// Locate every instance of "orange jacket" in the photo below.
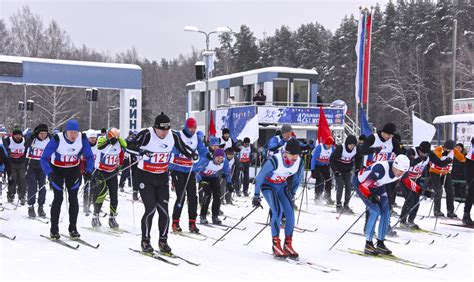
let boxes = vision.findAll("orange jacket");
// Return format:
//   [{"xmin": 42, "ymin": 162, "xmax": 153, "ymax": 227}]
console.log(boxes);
[{"xmin": 429, "ymin": 146, "xmax": 465, "ymax": 175}]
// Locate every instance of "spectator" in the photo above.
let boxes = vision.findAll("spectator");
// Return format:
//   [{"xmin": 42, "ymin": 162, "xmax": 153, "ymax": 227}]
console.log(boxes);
[{"xmin": 253, "ymin": 89, "xmax": 266, "ymax": 106}]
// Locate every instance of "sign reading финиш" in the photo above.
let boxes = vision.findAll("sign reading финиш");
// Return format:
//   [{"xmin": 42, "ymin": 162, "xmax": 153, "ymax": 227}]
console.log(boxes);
[{"xmin": 129, "ymin": 96, "xmax": 138, "ymax": 130}]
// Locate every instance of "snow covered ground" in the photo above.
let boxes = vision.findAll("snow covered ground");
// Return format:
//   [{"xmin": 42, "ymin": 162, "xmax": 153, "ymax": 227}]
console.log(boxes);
[{"xmin": 1, "ymin": 182, "xmax": 473, "ymax": 282}]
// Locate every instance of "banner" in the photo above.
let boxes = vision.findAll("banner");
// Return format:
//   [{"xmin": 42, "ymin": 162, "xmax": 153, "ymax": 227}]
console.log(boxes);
[
  {"xmin": 258, "ymin": 106, "xmax": 344, "ymax": 126},
  {"xmin": 215, "ymin": 106, "xmax": 256, "ymax": 141},
  {"xmin": 412, "ymin": 112, "xmax": 436, "ymax": 147},
  {"xmin": 354, "ymin": 12, "xmax": 366, "ymax": 105},
  {"xmin": 237, "ymin": 115, "xmax": 259, "ymax": 144}
]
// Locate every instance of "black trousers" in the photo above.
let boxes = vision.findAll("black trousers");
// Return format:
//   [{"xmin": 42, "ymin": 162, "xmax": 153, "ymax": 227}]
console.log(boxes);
[
  {"xmin": 464, "ymin": 159, "xmax": 474, "ymax": 214},
  {"xmin": 119, "ymin": 158, "xmax": 131, "ymax": 187},
  {"xmin": 93, "ymin": 170, "xmax": 119, "ymax": 215},
  {"xmin": 171, "ymin": 170, "xmax": 197, "ymax": 221},
  {"xmin": 400, "ymin": 179, "xmax": 421, "ymax": 222},
  {"xmin": 137, "ymin": 169, "xmax": 170, "ymax": 241},
  {"xmin": 200, "ymin": 177, "xmax": 221, "ymax": 217},
  {"xmin": 49, "ymin": 165, "xmax": 81, "ymax": 233},
  {"xmin": 27, "ymin": 164, "xmax": 46, "ymax": 206},
  {"xmin": 314, "ymin": 165, "xmax": 331, "ymax": 198},
  {"xmin": 7, "ymin": 162, "xmax": 26, "ymax": 199},
  {"xmin": 335, "ymin": 172, "xmax": 352, "ymax": 206},
  {"xmin": 430, "ymin": 172, "xmax": 455, "ymax": 213},
  {"xmin": 240, "ymin": 162, "xmax": 250, "ymax": 192}
]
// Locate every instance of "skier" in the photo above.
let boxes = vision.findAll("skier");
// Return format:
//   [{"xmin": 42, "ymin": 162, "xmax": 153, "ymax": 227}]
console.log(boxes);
[
  {"xmin": 126, "ymin": 113, "xmax": 194, "ymax": 253},
  {"xmin": 196, "ymin": 148, "xmax": 231, "ymax": 225},
  {"xmin": 224, "ymin": 147, "xmax": 239, "ymax": 203},
  {"xmin": 353, "ymin": 155, "xmax": 424, "ymax": 255},
  {"xmin": 252, "ymin": 138, "xmax": 305, "ymax": 258},
  {"xmin": 429, "ymin": 139, "xmax": 466, "ymax": 218},
  {"xmin": 25, "ymin": 124, "xmax": 50, "ymax": 218},
  {"xmin": 82, "ymin": 129, "xmax": 98, "ymax": 214},
  {"xmin": 311, "ymin": 136, "xmax": 335, "ymax": 204},
  {"xmin": 119, "ymin": 131, "xmax": 135, "ymax": 192},
  {"xmin": 219, "ymin": 128, "xmax": 237, "ymax": 151},
  {"xmin": 198, "ymin": 136, "xmax": 220, "ymax": 206},
  {"xmin": 400, "ymin": 141, "xmax": 444, "ymax": 229},
  {"xmin": 462, "ymin": 137, "xmax": 474, "ymax": 226},
  {"xmin": 266, "ymin": 125, "xmax": 293, "ymax": 157},
  {"xmin": 3, "ymin": 126, "xmax": 27, "ymax": 204},
  {"xmin": 238, "ymin": 137, "xmax": 254, "ymax": 197},
  {"xmin": 40, "ymin": 120, "xmax": 95, "ymax": 239},
  {"xmin": 91, "ymin": 127, "xmax": 127, "ymax": 228},
  {"xmin": 169, "ymin": 117, "xmax": 209, "ymax": 234},
  {"xmin": 330, "ymin": 135, "xmax": 358, "ymax": 213}
]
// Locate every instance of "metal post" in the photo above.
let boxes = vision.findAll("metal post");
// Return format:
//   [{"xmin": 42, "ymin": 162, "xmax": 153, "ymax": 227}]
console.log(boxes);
[
  {"xmin": 451, "ymin": 19, "xmax": 457, "ymax": 114},
  {"xmin": 89, "ymin": 101, "xmax": 92, "ymax": 129},
  {"xmin": 23, "ymin": 84, "xmax": 27, "ymax": 129}
]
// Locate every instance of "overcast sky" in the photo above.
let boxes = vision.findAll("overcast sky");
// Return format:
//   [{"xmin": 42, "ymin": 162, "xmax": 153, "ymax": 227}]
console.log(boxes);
[{"xmin": 1, "ymin": 0, "xmax": 390, "ymax": 61}]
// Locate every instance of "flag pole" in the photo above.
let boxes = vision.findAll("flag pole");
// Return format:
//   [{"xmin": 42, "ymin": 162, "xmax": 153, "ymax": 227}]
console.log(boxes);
[{"xmin": 365, "ymin": 7, "xmax": 374, "ymax": 121}]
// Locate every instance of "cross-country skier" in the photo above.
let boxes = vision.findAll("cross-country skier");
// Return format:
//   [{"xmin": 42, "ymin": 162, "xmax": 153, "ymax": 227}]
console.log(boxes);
[
  {"xmin": 40, "ymin": 120, "xmax": 94, "ymax": 239},
  {"xmin": 266, "ymin": 124, "xmax": 293, "ymax": 157},
  {"xmin": 82, "ymin": 129, "xmax": 98, "ymax": 213},
  {"xmin": 238, "ymin": 137, "xmax": 255, "ymax": 197},
  {"xmin": 311, "ymin": 136, "xmax": 335, "ymax": 204},
  {"xmin": 252, "ymin": 138, "xmax": 305, "ymax": 258},
  {"xmin": 25, "ymin": 124, "xmax": 50, "ymax": 218},
  {"xmin": 4, "ymin": 126, "xmax": 27, "ymax": 204},
  {"xmin": 91, "ymin": 128, "xmax": 127, "ymax": 228}
]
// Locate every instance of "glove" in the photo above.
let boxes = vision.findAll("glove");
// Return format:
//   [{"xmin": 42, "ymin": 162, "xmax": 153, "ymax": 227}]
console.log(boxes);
[
  {"xmin": 334, "ymin": 171, "xmax": 341, "ymax": 177},
  {"xmin": 191, "ymin": 152, "xmax": 199, "ymax": 161},
  {"xmin": 110, "ymin": 137, "xmax": 118, "ymax": 145},
  {"xmin": 139, "ymin": 149, "xmax": 153, "ymax": 157},
  {"xmin": 372, "ymin": 147, "xmax": 382, "ymax": 154},
  {"xmin": 226, "ymin": 183, "xmax": 234, "ymax": 191},
  {"xmin": 422, "ymin": 189, "xmax": 433, "ymax": 198},
  {"xmin": 252, "ymin": 195, "xmax": 262, "ymax": 208},
  {"xmin": 84, "ymin": 171, "xmax": 92, "ymax": 182},
  {"xmin": 445, "ymin": 157, "xmax": 453, "ymax": 163},
  {"xmin": 311, "ymin": 170, "xmax": 317, "ymax": 179},
  {"xmin": 368, "ymin": 194, "xmax": 380, "ymax": 204},
  {"xmin": 206, "ymin": 153, "xmax": 213, "ymax": 160},
  {"xmin": 200, "ymin": 181, "xmax": 209, "ymax": 189}
]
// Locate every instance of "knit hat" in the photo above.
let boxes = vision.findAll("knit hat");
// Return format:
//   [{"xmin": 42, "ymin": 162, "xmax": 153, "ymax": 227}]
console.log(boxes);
[
  {"xmin": 225, "ymin": 147, "xmax": 234, "ymax": 154},
  {"xmin": 222, "ymin": 128, "xmax": 230, "ymax": 135},
  {"xmin": 209, "ymin": 136, "xmax": 220, "ymax": 146},
  {"xmin": 382, "ymin": 123, "xmax": 396, "ymax": 135},
  {"xmin": 444, "ymin": 139, "xmax": 455, "ymax": 150},
  {"xmin": 65, "ymin": 120, "xmax": 80, "ymax": 132},
  {"xmin": 243, "ymin": 137, "xmax": 250, "ymax": 144},
  {"xmin": 393, "ymin": 155, "xmax": 410, "ymax": 172},
  {"xmin": 35, "ymin": 124, "xmax": 48, "ymax": 133},
  {"xmin": 281, "ymin": 124, "xmax": 292, "ymax": 135},
  {"xmin": 345, "ymin": 135, "xmax": 357, "ymax": 146},
  {"xmin": 285, "ymin": 138, "xmax": 301, "ymax": 155},
  {"xmin": 358, "ymin": 134, "xmax": 367, "ymax": 141},
  {"xmin": 418, "ymin": 141, "xmax": 431, "ymax": 154},
  {"xmin": 185, "ymin": 117, "xmax": 197, "ymax": 129},
  {"xmin": 12, "ymin": 126, "xmax": 22, "ymax": 135},
  {"xmin": 86, "ymin": 129, "xmax": 97, "ymax": 139},
  {"xmin": 154, "ymin": 112, "xmax": 171, "ymax": 130},
  {"xmin": 214, "ymin": 148, "xmax": 225, "ymax": 158}
]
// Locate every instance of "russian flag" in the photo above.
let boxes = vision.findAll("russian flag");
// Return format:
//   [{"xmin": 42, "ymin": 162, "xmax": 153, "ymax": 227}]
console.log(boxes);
[
  {"xmin": 354, "ymin": 12, "xmax": 366, "ymax": 105},
  {"xmin": 362, "ymin": 12, "xmax": 372, "ymax": 105}
]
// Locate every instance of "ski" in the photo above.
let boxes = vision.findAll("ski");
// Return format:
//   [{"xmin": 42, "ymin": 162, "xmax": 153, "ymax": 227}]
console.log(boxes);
[
  {"xmin": 24, "ymin": 216, "xmax": 49, "ymax": 224},
  {"xmin": 129, "ymin": 248, "xmax": 179, "ymax": 266},
  {"xmin": 263, "ymin": 252, "xmax": 336, "ymax": 273},
  {"xmin": 197, "ymin": 223, "xmax": 230, "ymax": 231},
  {"xmin": 294, "ymin": 226, "xmax": 318, "ymax": 233},
  {"xmin": 60, "ymin": 234, "xmax": 100, "ymax": 249},
  {"xmin": 81, "ymin": 227, "xmax": 121, "ymax": 237},
  {"xmin": 255, "ymin": 222, "xmax": 308, "ymax": 233},
  {"xmin": 440, "ymin": 222, "xmax": 474, "ymax": 229},
  {"xmin": 40, "ymin": 234, "xmax": 80, "ymax": 250},
  {"xmin": 394, "ymin": 227, "xmax": 458, "ymax": 238},
  {"xmin": 0, "ymin": 216, "xmax": 8, "ymax": 221},
  {"xmin": 340, "ymin": 248, "xmax": 439, "ymax": 270},
  {"xmin": 348, "ymin": 232, "xmax": 410, "ymax": 245},
  {"xmin": 0, "ymin": 233, "xmax": 16, "ymax": 240},
  {"xmin": 157, "ymin": 251, "xmax": 200, "ymax": 266},
  {"xmin": 109, "ymin": 227, "xmax": 140, "ymax": 236},
  {"xmin": 171, "ymin": 231, "xmax": 207, "ymax": 241},
  {"xmin": 213, "ymin": 223, "xmax": 246, "ymax": 231}
]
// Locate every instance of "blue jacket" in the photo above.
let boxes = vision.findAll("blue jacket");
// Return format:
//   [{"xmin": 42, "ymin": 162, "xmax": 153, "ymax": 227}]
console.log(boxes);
[
  {"xmin": 168, "ymin": 132, "xmax": 209, "ymax": 173},
  {"xmin": 311, "ymin": 144, "xmax": 334, "ymax": 169},
  {"xmin": 194, "ymin": 157, "xmax": 232, "ymax": 184},
  {"xmin": 40, "ymin": 133, "xmax": 95, "ymax": 176}
]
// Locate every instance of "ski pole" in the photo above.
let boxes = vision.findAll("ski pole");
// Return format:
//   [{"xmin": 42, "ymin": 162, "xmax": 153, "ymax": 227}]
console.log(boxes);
[
  {"xmin": 329, "ymin": 209, "xmax": 368, "ymax": 251},
  {"xmin": 244, "ymin": 211, "xmax": 270, "ymax": 246},
  {"xmin": 129, "ymin": 155, "xmax": 136, "ymax": 229},
  {"xmin": 434, "ymin": 175, "xmax": 448, "ymax": 231},
  {"xmin": 176, "ymin": 162, "xmax": 195, "ymax": 209},
  {"xmin": 296, "ymin": 172, "xmax": 311, "ymax": 225},
  {"xmin": 213, "ymin": 205, "xmax": 261, "ymax": 246},
  {"xmin": 388, "ymin": 195, "xmax": 427, "ymax": 233}
]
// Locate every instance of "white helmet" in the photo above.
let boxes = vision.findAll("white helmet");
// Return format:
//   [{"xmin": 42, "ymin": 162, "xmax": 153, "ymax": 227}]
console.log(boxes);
[
  {"xmin": 393, "ymin": 155, "xmax": 410, "ymax": 172},
  {"xmin": 86, "ymin": 129, "xmax": 97, "ymax": 139}
]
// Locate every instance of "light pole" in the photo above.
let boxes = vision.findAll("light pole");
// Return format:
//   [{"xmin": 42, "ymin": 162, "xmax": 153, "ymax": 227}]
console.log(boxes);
[{"xmin": 184, "ymin": 26, "xmax": 231, "ymax": 138}]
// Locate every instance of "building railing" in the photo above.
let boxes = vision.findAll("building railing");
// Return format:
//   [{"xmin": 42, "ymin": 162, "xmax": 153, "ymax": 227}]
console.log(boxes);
[{"xmin": 216, "ymin": 101, "xmax": 337, "ymax": 109}]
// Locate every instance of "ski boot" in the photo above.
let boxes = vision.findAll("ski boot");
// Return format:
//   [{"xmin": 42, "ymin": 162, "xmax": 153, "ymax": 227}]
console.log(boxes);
[
  {"xmin": 447, "ymin": 211, "xmax": 458, "ymax": 219},
  {"xmin": 158, "ymin": 238, "xmax": 172, "ymax": 254},
  {"xmin": 326, "ymin": 197, "xmax": 335, "ymax": 206},
  {"xmin": 243, "ymin": 190, "xmax": 249, "ymax": 197},
  {"xmin": 212, "ymin": 215, "xmax": 222, "ymax": 225},
  {"xmin": 20, "ymin": 197, "xmax": 26, "ymax": 206},
  {"xmin": 50, "ymin": 230, "xmax": 60, "ymax": 240},
  {"xmin": 283, "ymin": 236, "xmax": 299, "ymax": 259},
  {"xmin": 189, "ymin": 219, "xmax": 200, "ymax": 233},
  {"xmin": 433, "ymin": 210, "xmax": 445, "ymax": 217},
  {"xmin": 69, "ymin": 228, "xmax": 81, "ymax": 239},
  {"xmin": 272, "ymin": 236, "xmax": 287, "ymax": 258},
  {"xmin": 109, "ymin": 214, "xmax": 120, "ymax": 229},
  {"xmin": 91, "ymin": 214, "xmax": 102, "ymax": 227},
  {"xmin": 141, "ymin": 238, "xmax": 154, "ymax": 253},
  {"xmin": 236, "ymin": 190, "xmax": 242, "ymax": 197},
  {"xmin": 28, "ymin": 205, "xmax": 36, "ymax": 218},
  {"xmin": 343, "ymin": 205, "xmax": 354, "ymax": 214},
  {"xmin": 119, "ymin": 185, "xmax": 125, "ymax": 192},
  {"xmin": 7, "ymin": 195, "xmax": 14, "ymax": 203},
  {"xmin": 38, "ymin": 205, "xmax": 46, "ymax": 218},
  {"xmin": 399, "ymin": 221, "xmax": 410, "ymax": 229},
  {"xmin": 200, "ymin": 215, "xmax": 209, "ymax": 224},
  {"xmin": 219, "ymin": 209, "xmax": 224, "ymax": 216},
  {"xmin": 462, "ymin": 213, "xmax": 474, "ymax": 226},
  {"xmin": 376, "ymin": 239, "xmax": 392, "ymax": 255},
  {"xmin": 171, "ymin": 219, "xmax": 182, "ymax": 232},
  {"xmin": 132, "ymin": 191, "xmax": 139, "ymax": 201},
  {"xmin": 407, "ymin": 220, "xmax": 420, "ymax": 229},
  {"xmin": 364, "ymin": 241, "xmax": 378, "ymax": 255},
  {"xmin": 386, "ymin": 229, "xmax": 397, "ymax": 237}
]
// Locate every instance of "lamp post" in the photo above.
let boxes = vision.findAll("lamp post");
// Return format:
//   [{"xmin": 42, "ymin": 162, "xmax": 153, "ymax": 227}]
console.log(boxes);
[
  {"xmin": 184, "ymin": 26, "xmax": 231, "ymax": 138},
  {"xmin": 14, "ymin": 83, "xmax": 34, "ymax": 130}
]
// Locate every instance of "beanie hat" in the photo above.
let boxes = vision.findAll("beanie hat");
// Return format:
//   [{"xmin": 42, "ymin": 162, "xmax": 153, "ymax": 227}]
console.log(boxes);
[
  {"xmin": 444, "ymin": 139, "xmax": 455, "ymax": 150},
  {"xmin": 209, "ymin": 136, "xmax": 220, "ymax": 146},
  {"xmin": 65, "ymin": 120, "xmax": 80, "ymax": 132},
  {"xmin": 154, "ymin": 112, "xmax": 171, "ymax": 130},
  {"xmin": 35, "ymin": 124, "xmax": 48, "ymax": 133},
  {"xmin": 185, "ymin": 117, "xmax": 197, "ymax": 129},
  {"xmin": 86, "ymin": 129, "xmax": 97, "ymax": 139},
  {"xmin": 358, "ymin": 134, "xmax": 367, "ymax": 141},
  {"xmin": 214, "ymin": 148, "xmax": 225, "ymax": 158},
  {"xmin": 345, "ymin": 135, "xmax": 357, "ymax": 146},
  {"xmin": 393, "ymin": 155, "xmax": 410, "ymax": 172},
  {"xmin": 225, "ymin": 147, "xmax": 234, "ymax": 154},
  {"xmin": 243, "ymin": 137, "xmax": 251, "ymax": 144},
  {"xmin": 324, "ymin": 136, "xmax": 334, "ymax": 145},
  {"xmin": 222, "ymin": 128, "xmax": 230, "ymax": 135},
  {"xmin": 382, "ymin": 123, "xmax": 396, "ymax": 135},
  {"xmin": 285, "ymin": 138, "xmax": 301, "ymax": 155},
  {"xmin": 281, "ymin": 124, "xmax": 292, "ymax": 135},
  {"xmin": 12, "ymin": 126, "xmax": 23, "ymax": 135},
  {"xmin": 418, "ymin": 141, "xmax": 431, "ymax": 154}
]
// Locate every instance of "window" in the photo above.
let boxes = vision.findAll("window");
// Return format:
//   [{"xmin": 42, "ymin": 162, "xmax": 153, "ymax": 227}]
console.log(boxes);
[
  {"xmin": 191, "ymin": 91, "xmax": 205, "ymax": 111},
  {"xmin": 273, "ymin": 79, "xmax": 289, "ymax": 106},
  {"xmin": 293, "ymin": 79, "xmax": 309, "ymax": 106}
]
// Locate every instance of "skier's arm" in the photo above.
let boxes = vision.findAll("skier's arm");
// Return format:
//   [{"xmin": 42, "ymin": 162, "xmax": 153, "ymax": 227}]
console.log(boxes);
[
  {"xmin": 310, "ymin": 146, "xmax": 321, "ymax": 170},
  {"xmin": 267, "ymin": 136, "xmax": 281, "ymax": 152},
  {"xmin": 171, "ymin": 130, "xmax": 194, "ymax": 158},
  {"xmin": 223, "ymin": 159, "xmax": 232, "ymax": 184},
  {"xmin": 360, "ymin": 135, "xmax": 377, "ymax": 155},
  {"xmin": 291, "ymin": 160, "xmax": 306, "ymax": 195},
  {"xmin": 358, "ymin": 164, "xmax": 385, "ymax": 198},
  {"xmin": 254, "ymin": 156, "xmax": 277, "ymax": 196},
  {"xmin": 126, "ymin": 129, "xmax": 150, "ymax": 155},
  {"xmin": 0, "ymin": 147, "xmax": 11, "ymax": 175},
  {"xmin": 401, "ymin": 174, "xmax": 421, "ymax": 193},
  {"xmin": 429, "ymin": 151, "xmax": 449, "ymax": 167},
  {"xmin": 406, "ymin": 148, "xmax": 423, "ymax": 166},
  {"xmin": 196, "ymin": 137, "xmax": 210, "ymax": 158},
  {"xmin": 40, "ymin": 135, "xmax": 60, "ymax": 176},
  {"xmin": 81, "ymin": 133, "xmax": 95, "ymax": 173},
  {"xmin": 329, "ymin": 145, "xmax": 343, "ymax": 173}
]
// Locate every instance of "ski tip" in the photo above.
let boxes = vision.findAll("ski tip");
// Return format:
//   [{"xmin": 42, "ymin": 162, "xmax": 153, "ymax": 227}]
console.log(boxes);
[
  {"xmin": 437, "ymin": 263, "xmax": 448, "ymax": 269},
  {"xmin": 429, "ymin": 240, "xmax": 435, "ymax": 245},
  {"xmin": 452, "ymin": 233, "xmax": 459, "ymax": 238},
  {"xmin": 404, "ymin": 240, "xmax": 411, "ymax": 245}
]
